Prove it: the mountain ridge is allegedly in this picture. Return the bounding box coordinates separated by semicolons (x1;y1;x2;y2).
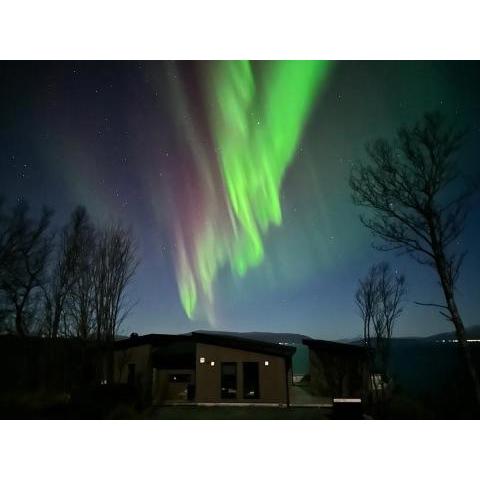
193;325;480;345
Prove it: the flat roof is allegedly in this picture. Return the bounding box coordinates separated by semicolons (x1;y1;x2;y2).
114;333;191;349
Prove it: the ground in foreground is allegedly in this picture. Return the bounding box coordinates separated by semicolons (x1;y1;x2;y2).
148;405;332;420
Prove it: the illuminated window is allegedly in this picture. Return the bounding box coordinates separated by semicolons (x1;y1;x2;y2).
210;361;215;366
199;357;205;364
264;361;269;366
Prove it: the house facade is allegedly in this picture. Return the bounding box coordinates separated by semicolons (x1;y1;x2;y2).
114;332;295;406
302;338;369;400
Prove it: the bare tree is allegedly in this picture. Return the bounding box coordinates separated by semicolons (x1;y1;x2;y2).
93;224;138;343
61;206;97;340
43;206;92;338
0;198;12;332
356;265;378;354
350;111;480;404
0;202;53;336
356;262;405;385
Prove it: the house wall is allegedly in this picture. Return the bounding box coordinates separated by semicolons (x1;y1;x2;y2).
152;368;195;405
114;344;152;403
308;348;368;399
195;343;289;404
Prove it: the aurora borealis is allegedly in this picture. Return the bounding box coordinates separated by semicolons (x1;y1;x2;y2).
171;61;331;321
1;61;480;339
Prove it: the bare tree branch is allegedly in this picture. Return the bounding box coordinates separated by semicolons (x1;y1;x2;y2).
413;301;449;310
350;111;480;405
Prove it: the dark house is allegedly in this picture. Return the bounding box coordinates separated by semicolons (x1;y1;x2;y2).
0;331;369;414
113;332;296;406
303;338;369;400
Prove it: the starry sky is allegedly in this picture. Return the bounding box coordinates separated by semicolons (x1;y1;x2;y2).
1;61;479;340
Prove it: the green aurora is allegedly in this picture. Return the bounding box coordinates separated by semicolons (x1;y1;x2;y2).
175;61;332;321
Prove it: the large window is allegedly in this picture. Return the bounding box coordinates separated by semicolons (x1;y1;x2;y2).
221;362;237;399
243;362;260;399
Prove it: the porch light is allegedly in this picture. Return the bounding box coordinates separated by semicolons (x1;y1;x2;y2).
264;361;269;366
210;361;215;366
200;357;205;364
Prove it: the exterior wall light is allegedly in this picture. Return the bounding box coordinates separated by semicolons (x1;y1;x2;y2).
200;357;205;364
210;361;215;366
264;361;269;366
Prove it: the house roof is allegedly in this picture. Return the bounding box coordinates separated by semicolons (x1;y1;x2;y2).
114;333;191;350
303;338;367;355
192;332;296;358
115;332;296;358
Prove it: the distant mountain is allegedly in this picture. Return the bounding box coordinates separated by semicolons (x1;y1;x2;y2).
194;325;480;347
425;325;480;342
193;330;311;345
338;325;480;345
336;336;364;344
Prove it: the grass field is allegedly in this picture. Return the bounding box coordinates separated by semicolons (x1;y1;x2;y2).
149;405;332;420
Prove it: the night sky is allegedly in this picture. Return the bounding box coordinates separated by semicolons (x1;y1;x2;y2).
1;61;479;340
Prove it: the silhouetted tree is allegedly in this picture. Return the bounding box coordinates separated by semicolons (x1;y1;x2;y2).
0;198;11;331
43;206;96;338
0;202;53;336
67;207;96;340
92;224;137;383
356;262;405;396
350;111;480;405
93;224;138;342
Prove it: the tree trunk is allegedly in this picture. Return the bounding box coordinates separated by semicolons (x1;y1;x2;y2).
435;255;480;407
15;308;25;337
52;306;61;339
451;311;480;407
428;216;480;408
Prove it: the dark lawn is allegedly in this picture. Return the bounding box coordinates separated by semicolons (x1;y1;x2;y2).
150;405;333;420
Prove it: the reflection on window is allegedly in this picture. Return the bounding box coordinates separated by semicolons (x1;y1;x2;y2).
243;362;260;399
221;362;237;399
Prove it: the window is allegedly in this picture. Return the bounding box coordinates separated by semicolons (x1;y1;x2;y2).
168;374;191;383
243;362;260;399
221;362;237;399
127;363;136;386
